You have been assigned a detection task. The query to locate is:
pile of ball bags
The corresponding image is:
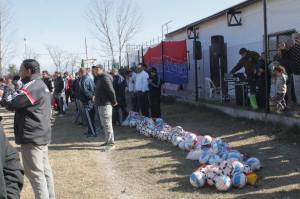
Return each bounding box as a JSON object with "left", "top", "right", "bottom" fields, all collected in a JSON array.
[{"left": 122, "top": 112, "right": 261, "bottom": 192}]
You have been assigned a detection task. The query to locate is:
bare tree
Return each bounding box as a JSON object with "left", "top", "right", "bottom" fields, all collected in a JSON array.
[
  {"left": 87, "top": 0, "right": 142, "bottom": 67},
  {"left": 116, "top": 0, "right": 141, "bottom": 67},
  {"left": 45, "top": 45, "right": 65, "bottom": 72},
  {"left": 24, "top": 47, "right": 40, "bottom": 60},
  {"left": 0, "top": 1, "right": 15, "bottom": 76},
  {"left": 70, "top": 54, "right": 79, "bottom": 74},
  {"left": 87, "top": 0, "right": 115, "bottom": 63}
]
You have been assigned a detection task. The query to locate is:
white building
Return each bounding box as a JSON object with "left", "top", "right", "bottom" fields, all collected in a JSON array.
[{"left": 165, "top": 0, "right": 300, "bottom": 96}]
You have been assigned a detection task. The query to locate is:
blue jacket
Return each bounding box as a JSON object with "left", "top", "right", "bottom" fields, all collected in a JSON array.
[{"left": 79, "top": 75, "right": 95, "bottom": 104}]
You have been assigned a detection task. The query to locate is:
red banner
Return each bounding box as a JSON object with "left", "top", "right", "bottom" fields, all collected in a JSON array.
[{"left": 144, "top": 40, "right": 188, "bottom": 84}]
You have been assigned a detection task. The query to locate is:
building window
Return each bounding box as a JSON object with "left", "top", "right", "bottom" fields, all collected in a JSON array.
[{"left": 268, "top": 30, "right": 295, "bottom": 61}]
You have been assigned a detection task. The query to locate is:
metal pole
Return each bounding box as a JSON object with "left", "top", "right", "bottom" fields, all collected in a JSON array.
[
  {"left": 85, "top": 37, "right": 88, "bottom": 60},
  {"left": 161, "top": 40, "right": 165, "bottom": 83},
  {"left": 263, "top": 0, "right": 270, "bottom": 112},
  {"left": 194, "top": 27, "right": 199, "bottom": 102},
  {"left": 141, "top": 46, "right": 144, "bottom": 65},
  {"left": 85, "top": 37, "right": 88, "bottom": 68},
  {"left": 127, "top": 52, "right": 129, "bottom": 68},
  {"left": 24, "top": 38, "right": 27, "bottom": 59}
]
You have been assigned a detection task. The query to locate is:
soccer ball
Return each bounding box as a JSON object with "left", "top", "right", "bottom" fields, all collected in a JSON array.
[
  {"left": 215, "top": 175, "right": 231, "bottom": 191},
  {"left": 219, "top": 161, "right": 233, "bottom": 176},
  {"left": 243, "top": 164, "right": 253, "bottom": 174},
  {"left": 179, "top": 140, "right": 186, "bottom": 151},
  {"left": 232, "top": 172, "right": 247, "bottom": 188},
  {"left": 206, "top": 171, "right": 217, "bottom": 186},
  {"left": 190, "top": 171, "right": 206, "bottom": 188},
  {"left": 227, "top": 150, "right": 242, "bottom": 161},
  {"left": 231, "top": 160, "right": 245, "bottom": 175},
  {"left": 201, "top": 135, "right": 213, "bottom": 146},
  {"left": 209, "top": 154, "right": 222, "bottom": 165},
  {"left": 199, "top": 149, "right": 212, "bottom": 164},
  {"left": 246, "top": 157, "right": 261, "bottom": 171},
  {"left": 211, "top": 139, "right": 222, "bottom": 154},
  {"left": 173, "top": 136, "right": 183, "bottom": 147},
  {"left": 129, "top": 120, "right": 137, "bottom": 128}
]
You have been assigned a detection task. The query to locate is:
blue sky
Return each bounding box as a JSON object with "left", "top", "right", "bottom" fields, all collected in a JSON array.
[{"left": 9, "top": 0, "right": 245, "bottom": 71}]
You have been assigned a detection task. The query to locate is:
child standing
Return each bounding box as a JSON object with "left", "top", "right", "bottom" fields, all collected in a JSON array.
[{"left": 270, "top": 65, "right": 288, "bottom": 112}]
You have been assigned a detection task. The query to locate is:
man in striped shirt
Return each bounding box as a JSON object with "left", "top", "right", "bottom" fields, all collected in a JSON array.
[{"left": 289, "top": 33, "right": 300, "bottom": 105}]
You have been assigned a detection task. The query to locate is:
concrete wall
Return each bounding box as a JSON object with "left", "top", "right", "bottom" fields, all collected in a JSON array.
[{"left": 167, "top": 0, "right": 300, "bottom": 94}]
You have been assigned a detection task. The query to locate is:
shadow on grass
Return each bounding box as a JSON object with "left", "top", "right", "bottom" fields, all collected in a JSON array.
[{"left": 113, "top": 102, "right": 300, "bottom": 198}]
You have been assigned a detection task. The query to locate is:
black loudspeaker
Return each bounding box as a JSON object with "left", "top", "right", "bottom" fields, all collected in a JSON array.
[
  {"left": 210, "top": 35, "right": 228, "bottom": 95},
  {"left": 211, "top": 35, "right": 224, "bottom": 56},
  {"left": 193, "top": 41, "right": 202, "bottom": 60}
]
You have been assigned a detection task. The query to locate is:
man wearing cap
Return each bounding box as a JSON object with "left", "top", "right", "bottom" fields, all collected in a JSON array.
[{"left": 230, "top": 48, "right": 260, "bottom": 109}]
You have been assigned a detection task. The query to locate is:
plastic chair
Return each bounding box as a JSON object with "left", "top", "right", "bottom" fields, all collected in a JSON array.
[{"left": 205, "top": 77, "right": 221, "bottom": 99}]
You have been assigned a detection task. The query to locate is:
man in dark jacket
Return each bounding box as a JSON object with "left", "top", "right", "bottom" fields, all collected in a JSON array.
[
  {"left": 42, "top": 70, "right": 53, "bottom": 93},
  {"left": 53, "top": 72, "right": 65, "bottom": 116},
  {"left": 78, "top": 68, "right": 97, "bottom": 137},
  {"left": 2, "top": 59, "right": 55, "bottom": 199},
  {"left": 288, "top": 33, "right": 300, "bottom": 105},
  {"left": 230, "top": 48, "right": 260, "bottom": 109},
  {"left": 111, "top": 68, "right": 128, "bottom": 125},
  {"left": 0, "top": 123, "right": 24, "bottom": 199},
  {"left": 94, "top": 65, "right": 117, "bottom": 151}
]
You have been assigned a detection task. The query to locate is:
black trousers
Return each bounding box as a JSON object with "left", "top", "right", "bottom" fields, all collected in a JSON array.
[
  {"left": 113, "top": 104, "right": 128, "bottom": 125},
  {"left": 65, "top": 90, "right": 71, "bottom": 106},
  {"left": 150, "top": 93, "right": 161, "bottom": 118},
  {"left": 137, "top": 91, "right": 149, "bottom": 117},
  {"left": 131, "top": 93, "right": 138, "bottom": 112}
]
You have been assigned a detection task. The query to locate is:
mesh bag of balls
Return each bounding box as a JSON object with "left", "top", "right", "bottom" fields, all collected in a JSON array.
[{"left": 190, "top": 157, "right": 261, "bottom": 191}]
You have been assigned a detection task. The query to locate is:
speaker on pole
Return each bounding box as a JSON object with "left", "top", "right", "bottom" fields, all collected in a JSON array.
[{"left": 193, "top": 41, "right": 202, "bottom": 60}]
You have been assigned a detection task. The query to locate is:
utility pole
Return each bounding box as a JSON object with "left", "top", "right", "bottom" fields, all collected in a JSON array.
[
  {"left": 85, "top": 37, "right": 88, "bottom": 68},
  {"left": 85, "top": 37, "right": 88, "bottom": 60},
  {"left": 141, "top": 46, "right": 144, "bottom": 65},
  {"left": 24, "top": 38, "right": 27, "bottom": 59},
  {"left": 127, "top": 52, "right": 129, "bottom": 68},
  {"left": 263, "top": 0, "right": 269, "bottom": 113}
]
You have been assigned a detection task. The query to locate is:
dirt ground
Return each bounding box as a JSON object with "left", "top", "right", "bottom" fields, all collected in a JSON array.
[{"left": 1, "top": 102, "right": 300, "bottom": 199}]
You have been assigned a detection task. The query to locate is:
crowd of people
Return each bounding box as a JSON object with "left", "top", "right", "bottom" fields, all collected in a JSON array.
[
  {"left": 0, "top": 32, "right": 299, "bottom": 199},
  {"left": 0, "top": 59, "right": 162, "bottom": 199},
  {"left": 230, "top": 32, "right": 300, "bottom": 113}
]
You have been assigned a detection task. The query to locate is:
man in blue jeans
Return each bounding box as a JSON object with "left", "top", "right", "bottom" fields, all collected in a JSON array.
[{"left": 78, "top": 68, "right": 97, "bottom": 137}]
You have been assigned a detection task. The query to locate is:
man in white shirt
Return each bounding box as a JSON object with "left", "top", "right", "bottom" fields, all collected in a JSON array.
[
  {"left": 128, "top": 69, "right": 138, "bottom": 112},
  {"left": 134, "top": 64, "right": 150, "bottom": 117}
]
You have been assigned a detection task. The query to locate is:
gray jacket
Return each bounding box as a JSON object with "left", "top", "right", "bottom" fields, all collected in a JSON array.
[
  {"left": 95, "top": 73, "right": 117, "bottom": 106},
  {"left": 2, "top": 74, "right": 52, "bottom": 145}
]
